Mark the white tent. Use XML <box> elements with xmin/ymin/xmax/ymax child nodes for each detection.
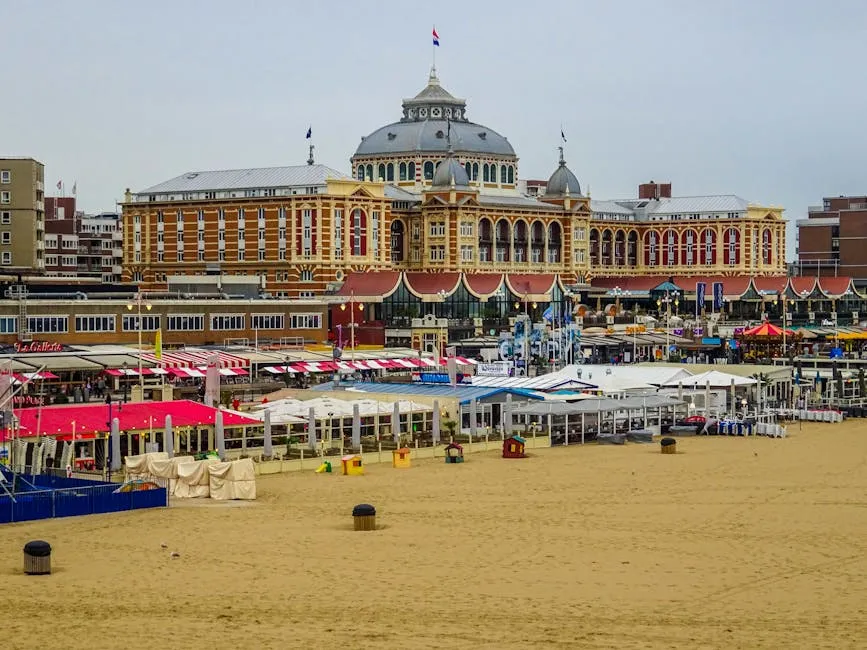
<box><xmin>662</xmin><ymin>370</ymin><xmax>757</xmax><ymax>388</ymax></box>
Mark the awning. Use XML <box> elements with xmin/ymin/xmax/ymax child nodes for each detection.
<box><xmin>11</xmin><ymin>371</ymin><xmax>60</xmax><ymax>384</ymax></box>
<box><xmin>167</xmin><ymin>368</ymin><xmax>206</xmax><ymax>379</ymax></box>
<box><xmin>104</xmin><ymin>367</ymin><xmax>169</xmax><ymax>377</ymax></box>
<box><xmin>139</xmin><ymin>350</ymin><xmax>250</xmax><ymax>369</ymax></box>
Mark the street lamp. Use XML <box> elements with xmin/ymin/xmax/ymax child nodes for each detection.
<box><xmin>121</xmin><ymin>361</ymin><xmax>129</xmax><ymax>403</ymax></box>
<box><xmin>339</xmin><ymin>291</ymin><xmax>364</xmax><ymax>361</ymax></box>
<box><xmin>656</xmin><ymin>291</ymin><xmax>679</xmax><ymax>361</ymax></box>
<box><xmin>126</xmin><ymin>292</ymin><xmax>152</xmax><ymax>401</ymax></box>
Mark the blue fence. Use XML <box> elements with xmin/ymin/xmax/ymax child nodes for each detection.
<box><xmin>0</xmin><ymin>474</ymin><xmax>167</xmax><ymax>524</ymax></box>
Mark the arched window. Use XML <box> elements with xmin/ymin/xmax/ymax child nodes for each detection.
<box><xmin>365</xmin><ymin>164</ymin><xmax>373</xmax><ymax>182</ymax></box>
<box><xmin>507</xmin><ymin>166</ymin><xmax>514</xmax><ymax>184</ymax></box>
<box><xmin>762</xmin><ymin>228</ymin><xmax>773</xmax><ymax>265</ymax></box>
<box><xmin>663</xmin><ymin>229</ymin><xmax>678</xmax><ymax>267</ymax></box>
<box><xmin>472</xmin><ymin>162</ymin><xmax>479</xmax><ymax>181</ymax></box>
<box><xmin>495</xmin><ymin>218</ymin><xmax>510</xmax><ymax>262</ymax></box>
<box><xmin>483</xmin><ymin>164</ymin><xmax>489</xmax><ymax>183</ymax></box>
<box><xmin>681</xmin><ymin>229</ymin><xmax>697</xmax><ymax>266</ymax></box>
<box><xmin>627</xmin><ymin>230</ymin><xmax>638</xmax><ymax>266</ymax></box>
<box><xmin>399</xmin><ymin>162</ymin><xmax>407</xmax><ymax>181</ymax></box>
<box><xmin>601</xmin><ymin>230</ymin><xmax>613</xmax><ymax>266</ymax></box>
<box><xmin>356</xmin><ymin>165</ymin><xmax>364</xmax><ymax>181</ymax></box>
<box><xmin>531</xmin><ymin>221</ymin><xmax>545</xmax><ymax>263</ymax></box>
<box><xmin>500</xmin><ymin>165</ymin><xmax>508</xmax><ymax>184</ymax></box>
<box><xmin>408</xmin><ymin>162</ymin><xmax>416</xmax><ymax>180</ymax></box>
<box><xmin>377</xmin><ymin>164</ymin><xmax>386</xmax><ymax>181</ymax></box>
<box><xmin>465</xmin><ymin>162</ymin><xmax>472</xmax><ymax>180</ymax></box>
<box><xmin>590</xmin><ymin>228</ymin><xmax>600</xmax><ymax>265</ymax></box>
<box><xmin>479</xmin><ymin>218</ymin><xmax>493</xmax><ymax>262</ymax></box>
<box><xmin>644</xmin><ymin>231</ymin><xmax>659</xmax><ymax>267</ymax></box>
<box><xmin>700</xmin><ymin>229</ymin><xmax>716</xmax><ymax>265</ymax></box>
<box><xmin>547</xmin><ymin>222</ymin><xmax>562</xmax><ymax>263</ymax></box>
<box><xmin>423</xmin><ymin>161</ymin><xmax>434</xmax><ymax>180</ymax></box>
<box><xmin>514</xmin><ymin>221</ymin><xmax>528</xmax><ymax>262</ymax></box>
<box><xmin>490</xmin><ymin>164</ymin><xmax>498</xmax><ymax>184</ymax></box>
<box><xmin>386</xmin><ymin>163</ymin><xmax>394</xmax><ymax>182</ymax></box>
<box><xmin>724</xmin><ymin>228</ymin><xmax>740</xmax><ymax>266</ymax></box>
<box><xmin>390</xmin><ymin>220</ymin><xmax>405</xmax><ymax>262</ymax></box>
<box><xmin>614</xmin><ymin>231</ymin><xmax>626</xmax><ymax>265</ymax></box>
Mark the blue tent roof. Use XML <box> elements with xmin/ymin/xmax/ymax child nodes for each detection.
<box><xmin>313</xmin><ymin>382</ymin><xmax>546</xmax><ymax>405</ymax></box>
<box><xmin>651</xmin><ymin>281</ymin><xmax>681</xmax><ymax>293</ymax></box>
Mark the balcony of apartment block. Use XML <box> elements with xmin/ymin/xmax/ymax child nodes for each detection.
<box><xmin>112</xmin><ymin>231</ymin><xmax>123</xmax><ymax>241</ymax></box>
<box><xmin>36</xmin><ymin>181</ymin><xmax>44</xmax><ymax>191</ymax></box>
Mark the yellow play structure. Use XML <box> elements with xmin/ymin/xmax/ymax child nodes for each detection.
<box><xmin>341</xmin><ymin>454</ymin><xmax>364</xmax><ymax>476</ymax></box>
<box><xmin>392</xmin><ymin>447</ymin><xmax>411</xmax><ymax>469</ymax></box>
<box><xmin>315</xmin><ymin>461</ymin><xmax>332</xmax><ymax>473</ymax></box>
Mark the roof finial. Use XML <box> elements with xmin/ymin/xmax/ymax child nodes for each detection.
<box><xmin>307</xmin><ymin>144</ymin><xmax>315</xmax><ymax>166</ymax></box>
<box><xmin>558</xmin><ymin>145</ymin><xmax>565</xmax><ymax>166</ymax></box>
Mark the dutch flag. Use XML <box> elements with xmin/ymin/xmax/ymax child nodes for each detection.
<box><xmin>432</xmin><ymin>27</ymin><xmax>440</xmax><ymax>46</ymax></box>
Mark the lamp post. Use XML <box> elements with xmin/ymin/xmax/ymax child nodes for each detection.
<box><xmin>121</xmin><ymin>362</ymin><xmax>128</xmax><ymax>403</ymax></box>
<box><xmin>339</xmin><ymin>291</ymin><xmax>364</xmax><ymax>362</ymax></box>
<box><xmin>437</xmin><ymin>289</ymin><xmax>447</xmax><ymax>359</ymax></box>
<box><xmin>126</xmin><ymin>292</ymin><xmax>152</xmax><ymax>401</ymax></box>
<box><xmin>656</xmin><ymin>291</ymin><xmax>679</xmax><ymax>361</ymax></box>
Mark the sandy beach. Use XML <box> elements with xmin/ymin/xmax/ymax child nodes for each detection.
<box><xmin>2</xmin><ymin>421</ymin><xmax>867</xmax><ymax>649</ymax></box>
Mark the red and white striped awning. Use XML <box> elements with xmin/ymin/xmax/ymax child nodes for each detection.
<box><xmin>104</xmin><ymin>367</ymin><xmax>169</xmax><ymax>377</ymax></box>
<box><xmin>259</xmin><ymin>356</ymin><xmax>476</xmax><ymax>375</ymax></box>
<box><xmin>11</xmin><ymin>371</ymin><xmax>60</xmax><ymax>384</ymax></box>
<box><xmin>139</xmin><ymin>350</ymin><xmax>249</xmax><ymax>369</ymax></box>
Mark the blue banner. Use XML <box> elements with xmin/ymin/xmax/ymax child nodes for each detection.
<box><xmin>696</xmin><ymin>282</ymin><xmax>706</xmax><ymax>307</ymax></box>
<box><xmin>713</xmin><ymin>282</ymin><xmax>724</xmax><ymax>311</ymax></box>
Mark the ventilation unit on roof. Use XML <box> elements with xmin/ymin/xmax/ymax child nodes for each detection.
<box><xmin>185</xmin><ymin>173</ymin><xmax>199</xmax><ymax>179</ymax></box>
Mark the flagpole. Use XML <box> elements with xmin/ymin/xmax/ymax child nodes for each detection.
<box><xmin>432</xmin><ymin>25</ymin><xmax>436</xmax><ymax>72</ymax></box>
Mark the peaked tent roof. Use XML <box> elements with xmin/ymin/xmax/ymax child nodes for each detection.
<box><xmin>662</xmin><ymin>370</ymin><xmax>757</xmax><ymax>388</ymax></box>
<box><xmin>742</xmin><ymin>322</ymin><xmax>793</xmax><ymax>337</ymax></box>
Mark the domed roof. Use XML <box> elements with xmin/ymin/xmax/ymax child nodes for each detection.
<box><xmin>544</xmin><ymin>147</ymin><xmax>582</xmax><ymax>197</ymax></box>
<box><xmin>432</xmin><ymin>152</ymin><xmax>470</xmax><ymax>188</ymax></box>
<box><xmin>353</xmin><ymin>69</ymin><xmax>516</xmax><ymax>159</ymax></box>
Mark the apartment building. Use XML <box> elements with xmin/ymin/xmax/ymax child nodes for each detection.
<box><xmin>0</xmin><ymin>157</ymin><xmax>46</xmax><ymax>272</ymax></box>
<box><xmin>45</xmin><ymin>197</ymin><xmax>124</xmax><ymax>282</ymax></box>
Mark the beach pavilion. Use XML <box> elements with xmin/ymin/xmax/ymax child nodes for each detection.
<box><xmin>10</xmin><ymin>400</ymin><xmax>263</xmax><ymax>469</ymax></box>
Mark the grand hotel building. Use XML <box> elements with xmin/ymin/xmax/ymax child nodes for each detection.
<box><xmin>122</xmin><ymin>68</ymin><xmax>792</xmax><ymax>335</ymax></box>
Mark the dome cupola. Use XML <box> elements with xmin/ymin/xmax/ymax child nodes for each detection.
<box><xmin>544</xmin><ymin>147</ymin><xmax>582</xmax><ymax>197</ymax></box>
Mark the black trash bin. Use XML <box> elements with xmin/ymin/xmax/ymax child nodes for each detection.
<box><xmin>23</xmin><ymin>540</ymin><xmax>51</xmax><ymax>575</ymax></box>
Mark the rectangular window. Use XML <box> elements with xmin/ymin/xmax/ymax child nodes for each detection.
<box><xmin>210</xmin><ymin>314</ymin><xmax>245</xmax><ymax>331</ymax></box>
<box><xmin>27</xmin><ymin>316</ymin><xmax>69</xmax><ymax>333</ymax></box>
<box><xmin>372</xmin><ymin>210</ymin><xmax>379</xmax><ymax>252</ymax></box>
<box><xmin>197</xmin><ymin>230</ymin><xmax>204</xmax><ymax>242</ymax></box>
<box><xmin>157</xmin><ymin>211</ymin><xmax>164</xmax><ymax>223</ymax></box>
<box><xmin>198</xmin><ymin>209</ymin><xmax>205</xmax><ymax>223</ymax></box>
<box><xmin>290</xmin><ymin>313</ymin><xmax>322</xmax><ymax>329</ymax></box>
<box><xmin>238</xmin><ymin>229</ymin><xmax>245</xmax><ymax>241</ymax></box>
<box><xmin>429</xmin><ymin>222</ymin><xmax>446</xmax><ymax>237</ymax></box>
<box><xmin>460</xmin><ymin>245</ymin><xmax>473</xmax><ymax>262</ymax></box>
<box><xmin>218</xmin><ymin>250</ymin><xmax>226</xmax><ymax>262</ymax></box>
<box><xmin>0</xmin><ymin>170</ymin><xmax>10</xmax><ymax>183</ymax></box>
<box><xmin>334</xmin><ymin>209</ymin><xmax>343</xmax><ymax>258</ymax></box>
<box><xmin>258</xmin><ymin>250</ymin><xmax>266</xmax><ymax>261</ymax></box>
<box><xmin>198</xmin><ymin>251</ymin><xmax>205</xmax><ymax>261</ymax></box>
<box><xmin>176</xmin><ymin>210</ymin><xmax>183</xmax><ymax>224</ymax></box>
<box><xmin>177</xmin><ymin>251</ymin><xmax>184</xmax><ymax>262</ymax></box>
<box><xmin>1</xmin><ymin>191</ymin><xmax>10</xmax><ymax>204</ymax></box>
<box><xmin>237</xmin><ymin>249</ymin><xmax>245</xmax><ymax>261</ymax></box>
<box><xmin>122</xmin><ymin>314</ymin><xmax>161</xmax><ymax>332</ymax></box>
<box><xmin>302</xmin><ymin>209</ymin><xmax>312</xmax><ymax>255</ymax></box>
<box><xmin>167</xmin><ymin>314</ymin><xmax>204</xmax><ymax>331</ymax></box>
<box><xmin>574</xmin><ymin>249</ymin><xmax>585</xmax><ymax>264</ymax></box>
<box><xmin>429</xmin><ymin>245</ymin><xmax>445</xmax><ymax>261</ymax></box>
<box><xmin>258</xmin><ymin>228</ymin><xmax>265</xmax><ymax>241</ymax></box>
<box><xmin>75</xmin><ymin>315</ymin><xmax>117</xmax><ymax>333</ymax></box>
<box><xmin>1</xmin><ymin>232</ymin><xmax>10</xmax><ymax>244</ymax></box>
<box><xmin>0</xmin><ymin>316</ymin><xmax>17</xmax><ymax>333</ymax></box>
<box><xmin>252</xmin><ymin>314</ymin><xmax>285</xmax><ymax>330</ymax></box>
<box><xmin>45</xmin><ymin>255</ymin><xmax>58</xmax><ymax>266</ymax></box>
<box><xmin>1</xmin><ymin>252</ymin><xmax>10</xmax><ymax>265</ymax></box>
<box><xmin>459</xmin><ymin>221</ymin><xmax>474</xmax><ymax>237</ymax></box>
<box><xmin>278</xmin><ymin>249</ymin><xmax>286</xmax><ymax>261</ymax></box>
<box><xmin>0</xmin><ymin>211</ymin><xmax>10</xmax><ymax>224</ymax></box>
<box><xmin>300</xmin><ymin>269</ymin><xmax>313</xmax><ymax>282</ymax></box>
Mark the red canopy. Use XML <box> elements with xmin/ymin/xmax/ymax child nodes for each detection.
<box><xmin>11</xmin><ymin>400</ymin><xmax>261</xmax><ymax>441</ymax></box>
<box><xmin>742</xmin><ymin>322</ymin><xmax>794</xmax><ymax>337</ymax></box>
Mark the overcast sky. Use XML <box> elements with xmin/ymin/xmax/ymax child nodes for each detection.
<box><xmin>5</xmin><ymin>0</ymin><xmax>867</xmax><ymax>259</ymax></box>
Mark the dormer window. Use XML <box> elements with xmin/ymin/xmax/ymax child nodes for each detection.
<box><xmin>431</xmin><ymin>107</ymin><xmax>442</xmax><ymax>117</ymax></box>
<box><xmin>478</xmin><ymin>132</ymin><xmax>487</xmax><ymax>140</ymax></box>
<box><xmin>435</xmin><ymin>130</ymin><xmax>444</xmax><ymax>139</ymax></box>
<box><xmin>387</xmin><ymin>132</ymin><xmax>397</xmax><ymax>140</ymax></box>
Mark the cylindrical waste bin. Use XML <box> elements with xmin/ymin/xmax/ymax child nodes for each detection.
<box><xmin>660</xmin><ymin>437</ymin><xmax>677</xmax><ymax>455</ymax></box>
<box><xmin>352</xmin><ymin>504</ymin><xmax>376</xmax><ymax>531</ymax></box>
<box><xmin>23</xmin><ymin>540</ymin><xmax>52</xmax><ymax>575</ymax></box>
